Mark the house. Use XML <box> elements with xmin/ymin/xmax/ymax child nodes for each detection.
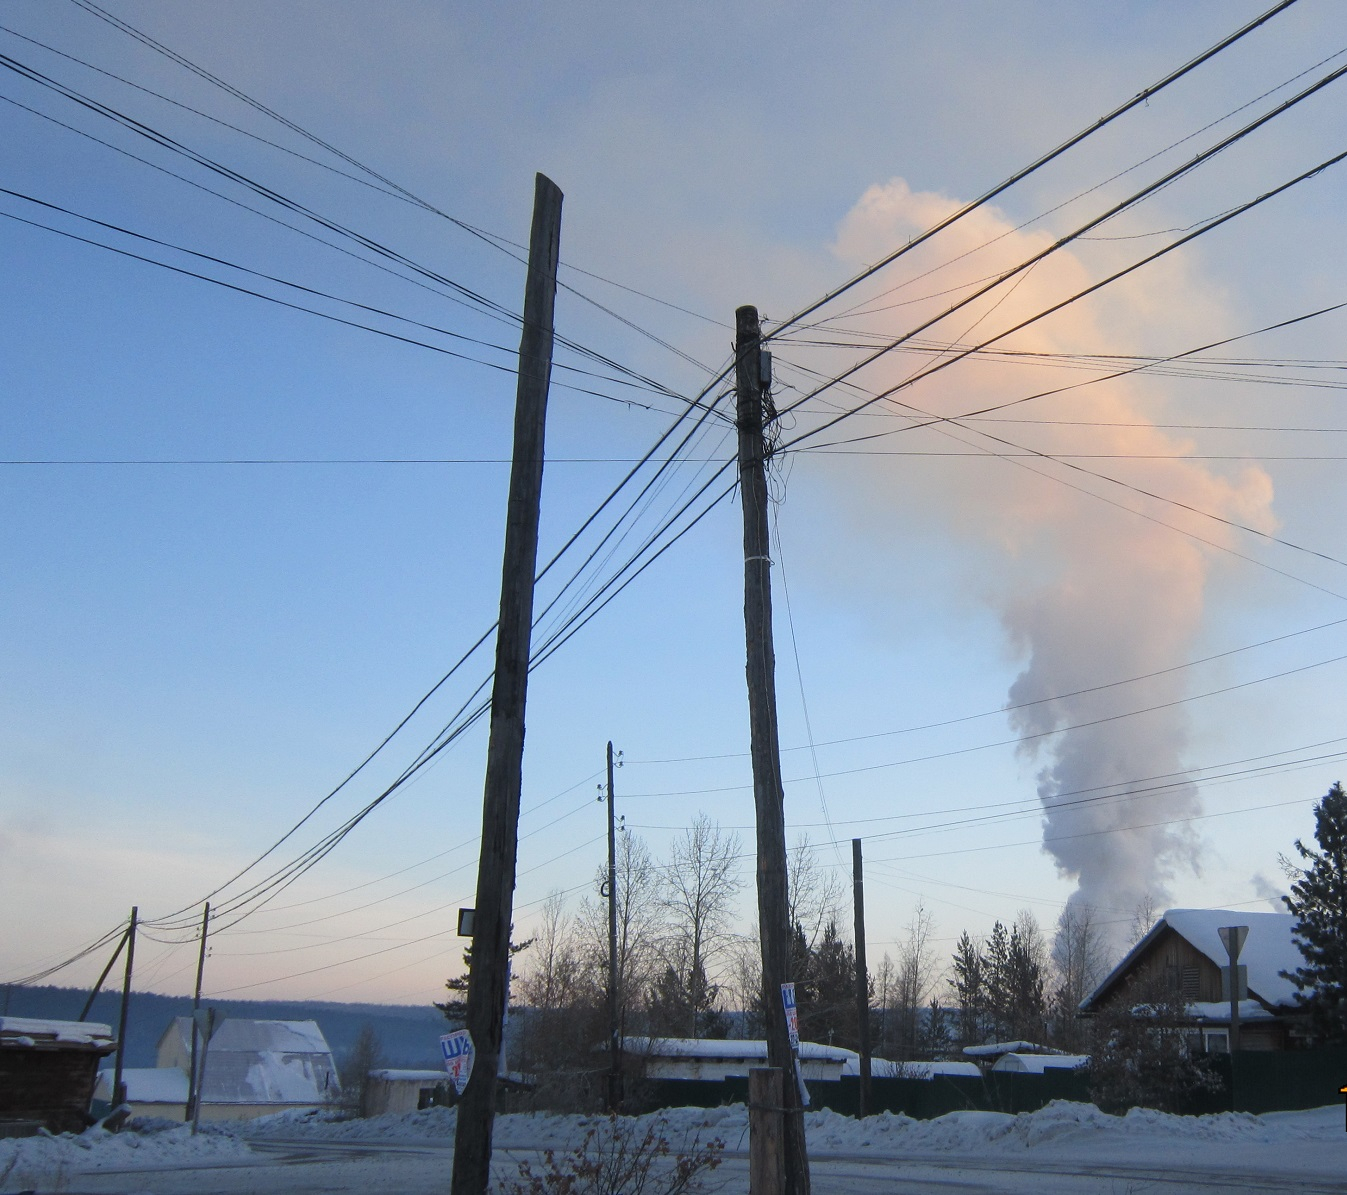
<box><xmin>617</xmin><ymin>1037</ymin><xmax>851</xmax><ymax>1082</ymax></box>
<box><xmin>1079</xmin><ymin>909</ymin><xmax>1306</xmax><ymax>1050</ymax></box>
<box><xmin>0</xmin><ymin>1016</ymin><xmax>117</xmax><ymax>1134</ymax></box>
<box><xmin>143</xmin><ymin>1017</ymin><xmax>340</xmax><ymax>1120</ymax></box>
<box><xmin>360</xmin><ymin>1068</ymin><xmax>451</xmax><ymax>1117</ymax></box>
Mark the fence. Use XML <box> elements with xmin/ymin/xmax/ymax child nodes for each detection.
<box><xmin>635</xmin><ymin>1048</ymin><xmax>1347</xmax><ymax>1119</ymax></box>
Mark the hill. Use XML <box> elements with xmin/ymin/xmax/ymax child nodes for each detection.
<box><xmin>2</xmin><ymin>985</ymin><xmax>455</xmax><ymax>1072</ymax></box>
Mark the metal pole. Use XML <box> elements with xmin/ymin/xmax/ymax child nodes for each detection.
<box><xmin>111</xmin><ymin>906</ymin><xmax>137</xmax><ymax>1109</ymax></box>
<box><xmin>451</xmin><ymin>173</ymin><xmax>562</xmax><ymax>1195</ymax></box>
<box><xmin>736</xmin><ymin>303</ymin><xmax>811</xmax><ymax>1195</ymax></box>
<box><xmin>606</xmin><ymin>740</ymin><xmax>621</xmax><ymax>1111</ymax></box>
<box><xmin>852</xmin><ymin>838</ymin><xmax>872</xmax><ymax>1118</ymax></box>
<box><xmin>185</xmin><ymin>902</ymin><xmax>210</xmax><ymax>1122</ymax></box>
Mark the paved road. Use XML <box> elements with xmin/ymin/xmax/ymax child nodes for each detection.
<box><xmin>47</xmin><ymin>1135</ymin><xmax>1347</xmax><ymax>1195</ymax></box>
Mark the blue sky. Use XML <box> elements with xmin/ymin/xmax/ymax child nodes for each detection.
<box><xmin>4</xmin><ymin>0</ymin><xmax>1347</xmax><ymax>1004</ymax></box>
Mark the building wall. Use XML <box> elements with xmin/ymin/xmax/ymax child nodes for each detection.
<box><xmin>0</xmin><ymin>1045</ymin><xmax>108</xmax><ymax>1134</ymax></box>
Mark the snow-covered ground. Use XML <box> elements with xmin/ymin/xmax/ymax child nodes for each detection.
<box><xmin>3</xmin><ymin>1100</ymin><xmax>1345</xmax><ymax>1193</ymax></box>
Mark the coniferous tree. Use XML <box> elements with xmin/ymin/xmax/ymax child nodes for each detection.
<box><xmin>1282</xmin><ymin>781</ymin><xmax>1347</xmax><ymax>1044</ymax></box>
<box><xmin>950</xmin><ymin>932</ymin><xmax>985</xmax><ymax>1047</ymax></box>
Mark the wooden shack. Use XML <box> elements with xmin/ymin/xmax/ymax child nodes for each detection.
<box><xmin>0</xmin><ymin>1016</ymin><xmax>117</xmax><ymax>1134</ymax></box>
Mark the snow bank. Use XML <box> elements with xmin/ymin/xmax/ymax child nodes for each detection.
<box><xmin>0</xmin><ymin>1120</ymin><xmax>256</xmax><ymax>1188</ymax></box>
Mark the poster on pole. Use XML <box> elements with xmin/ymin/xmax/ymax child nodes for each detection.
<box><xmin>781</xmin><ymin>982</ymin><xmax>800</xmax><ymax>1049</ymax></box>
<box><xmin>440</xmin><ymin>1029</ymin><xmax>475</xmax><ymax>1096</ymax></box>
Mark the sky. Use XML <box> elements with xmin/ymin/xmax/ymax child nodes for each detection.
<box><xmin>4</xmin><ymin>0</ymin><xmax>1347</xmax><ymax>1007</ymax></box>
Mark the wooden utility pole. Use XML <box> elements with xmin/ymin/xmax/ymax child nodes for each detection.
<box><xmin>736</xmin><ymin>303</ymin><xmax>811</xmax><ymax>1195</ymax></box>
<box><xmin>605</xmin><ymin>740</ymin><xmax>621</xmax><ymax>1111</ymax></box>
<box><xmin>450</xmin><ymin>172</ymin><xmax>563</xmax><ymax>1195</ymax></box>
<box><xmin>78</xmin><ymin>929</ymin><xmax>128</xmax><ymax>1022</ymax></box>
<box><xmin>111</xmin><ymin>906</ymin><xmax>137</xmax><ymax>1108</ymax></box>
<box><xmin>852</xmin><ymin>838</ymin><xmax>872</xmax><ymax>1118</ymax></box>
<box><xmin>185</xmin><ymin>902</ymin><xmax>210</xmax><ymax>1123</ymax></box>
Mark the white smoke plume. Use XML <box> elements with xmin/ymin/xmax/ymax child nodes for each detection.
<box><xmin>817</xmin><ymin>180</ymin><xmax>1275</xmax><ymax>941</ymax></box>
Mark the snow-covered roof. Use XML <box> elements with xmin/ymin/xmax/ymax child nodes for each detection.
<box><xmin>369</xmin><ymin>1069</ymin><xmax>450</xmax><ymax>1083</ymax></box>
<box><xmin>1082</xmin><ymin>909</ymin><xmax>1302</xmax><ymax>1012</ymax></box>
<box><xmin>618</xmin><ymin>1036</ymin><xmax>851</xmax><ymax>1062</ymax></box>
<box><xmin>164</xmin><ymin>1017</ymin><xmax>332</xmax><ymax>1056</ymax></box>
<box><xmin>0</xmin><ymin>1016</ymin><xmax>114</xmax><ymax>1047</ymax></box>
<box><xmin>962</xmin><ymin>1041</ymin><xmax>1058</xmax><ymax>1058</ymax></box>
<box><xmin>991</xmin><ymin>1053</ymin><xmax>1089</xmax><ymax>1074</ymax></box>
<box><xmin>1185</xmin><ymin>1000</ymin><xmax>1276</xmax><ymax>1023</ymax></box>
<box><xmin>94</xmin><ymin>1067</ymin><xmax>189</xmax><ymax>1104</ymax></box>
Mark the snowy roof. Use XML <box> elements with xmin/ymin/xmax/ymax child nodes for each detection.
<box><xmin>618</xmin><ymin>1036</ymin><xmax>851</xmax><ymax>1063</ymax></box>
<box><xmin>163</xmin><ymin>1017</ymin><xmax>338</xmax><ymax>1105</ymax></box>
<box><xmin>962</xmin><ymin>1041</ymin><xmax>1059</xmax><ymax>1057</ymax></box>
<box><xmin>991</xmin><ymin>1053</ymin><xmax>1090</xmax><ymax>1074</ymax></box>
<box><xmin>0</xmin><ymin>1016</ymin><xmax>114</xmax><ymax>1048</ymax></box>
<box><xmin>1081</xmin><ymin>909</ymin><xmax>1302</xmax><ymax>1012</ymax></box>
<box><xmin>369</xmin><ymin>1070</ymin><xmax>450</xmax><ymax>1083</ymax></box>
<box><xmin>94</xmin><ymin>1067</ymin><xmax>189</xmax><ymax>1104</ymax></box>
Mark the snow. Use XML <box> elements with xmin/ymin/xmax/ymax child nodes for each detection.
<box><xmin>991</xmin><ymin>1053</ymin><xmax>1090</xmax><ymax>1074</ymax></box>
<box><xmin>368</xmin><ymin>1069</ymin><xmax>449</xmax><ymax>1082</ymax></box>
<box><xmin>963</xmin><ymin>1040</ymin><xmax>1058</xmax><ymax>1057</ymax></box>
<box><xmin>1186</xmin><ymin>999</ymin><xmax>1275</xmax><ymax>1022</ymax></box>
<box><xmin>838</xmin><ymin>1055</ymin><xmax>980</xmax><ymax>1077</ymax></box>
<box><xmin>0</xmin><ymin>1016</ymin><xmax>113</xmax><ymax>1044</ymax></box>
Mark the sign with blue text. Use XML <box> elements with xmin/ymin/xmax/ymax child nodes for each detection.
<box><xmin>781</xmin><ymin>982</ymin><xmax>800</xmax><ymax>1050</ymax></box>
<box><xmin>440</xmin><ymin>1029</ymin><xmax>475</xmax><ymax>1095</ymax></box>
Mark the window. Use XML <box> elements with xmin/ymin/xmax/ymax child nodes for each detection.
<box><xmin>1204</xmin><ymin>1031</ymin><xmax>1229</xmax><ymax>1053</ymax></box>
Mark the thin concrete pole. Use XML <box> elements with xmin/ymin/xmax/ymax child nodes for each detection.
<box><xmin>111</xmin><ymin>906</ymin><xmax>137</xmax><ymax>1109</ymax></box>
<box><xmin>606</xmin><ymin>740</ymin><xmax>621</xmax><ymax>1111</ymax></box>
<box><xmin>450</xmin><ymin>172</ymin><xmax>562</xmax><ymax>1195</ymax></box>
<box><xmin>736</xmin><ymin>303</ymin><xmax>810</xmax><ymax>1195</ymax></box>
<box><xmin>185</xmin><ymin>902</ymin><xmax>210</xmax><ymax>1122</ymax></box>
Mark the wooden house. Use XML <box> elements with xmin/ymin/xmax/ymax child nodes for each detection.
<box><xmin>1079</xmin><ymin>909</ymin><xmax>1306</xmax><ymax>1051</ymax></box>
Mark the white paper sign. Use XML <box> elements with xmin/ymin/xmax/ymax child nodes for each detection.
<box><xmin>781</xmin><ymin>982</ymin><xmax>800</xmax><ymax>1049</ymax></box>
<box><xmin>440</xmin><ymin>1029</ymin><xmax>475</xmax><ymax>1095</ymax></box>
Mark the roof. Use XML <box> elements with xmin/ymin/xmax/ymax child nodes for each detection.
<box><xmin>1081</xmin><ymin>909</ymin><xmax>1302</xmax><ymax>1012</ymax></box>
<box><xmin>991</xmin><ymin>1053</ymin><xmax>1090</xmax><ymax>1074</ymax></box>
<box><xmin>369</xmin><ymin>1069</ymin><xmax>451</xmax><ymax>1083</ymax></box>
<box><xmin>962</xmin><ymin>1040</ymin><xmax>1059</xmax><ymax>1057</ymax></box>
<box><xmin>0</xmin><ymin>1016</ymin><xmax>115</xmax><ymax>1049</ymax></box>
<box><xmin>618</xmin><ymin>1036</ymin><xmax>852</xmax><ymax>1063</ymax></box>
<box><xmin>163</xmin><ymin>1017</ymin><xmax>333</xmax><ymax>1056</ymax></box>
<box><xmin>94</xmin><ymin>1067</ymin><xmax>189</xmax><ymax>1104</ymax></box>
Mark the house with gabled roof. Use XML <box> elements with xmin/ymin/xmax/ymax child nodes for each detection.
<box><xmin>1079</xmin><ymin>909</ymin><xmax>1307</xmax><ymax>1051</ymax></box>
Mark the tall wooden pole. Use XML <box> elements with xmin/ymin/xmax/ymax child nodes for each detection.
<box><xmin>852</xmin><ymin>838</ymin><xmax>872</xmax><ymax>1118</ymax></box>
<box><xmin>736</xmin><ymin>304</ymin><xmax>811</xmax><ymax>1195</ymax></box>
<box><xmin>451</xmin><ymin>172</ymin><xmax>562</xmax><ymax>1195</ymax></box>
<box><xmin>185</xmin><ymin>902</ymin><xmax>210</xmax><ymax>1123</ymax></box>
<box><xmin>605</xmin><ymin>740</ymin><xmax>621</xmax><ymax>1111</ymax></box>
<box><xmin>111</xmin><ymin>906</ymin><xmax>137</xmax><ymax>1108</ymax></box>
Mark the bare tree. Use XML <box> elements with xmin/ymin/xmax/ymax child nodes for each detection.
<box><xmin>1129</xmin><ymin>894</ymin><xmax>1159</xmax><ymax>947</ymax></box>
<box><xmin>787</xmin><ymin>834</ymin><xmax>846</xmax><ymax>952</ymax></box>
<box><xmin>339</xmin><ymin>1022</ymin><xmax>384</xmax><ymax>1117</ymax></box>
<box><xmin>892</xmin><ymin>903</ymin><xmax>937</xmax><ymax>1059</ymax></box>
<box><xmin>1049</xmin><ymin>904</ymin><xmax>1111</xmax><ymax>1051</ymax></box>
<box><xmin>872</xmin><ymin>952</ymin><xmax>897</xmax><ymax>1056</ymax></box>
<box><xmin>516</xmin><ymin>891</ymin><xmax>599</xmax><ymax>1073</ymax></box>
<box><xmin>651</xmin><ymin>814</ymin><xmax>743</xmax><ymax>1038</ymax></box>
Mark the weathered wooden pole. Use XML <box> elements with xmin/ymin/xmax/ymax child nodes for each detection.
<box><xmin>605</xmin><ymin>739</ymin><xmax>622</xmax><ymax>1111</ymax></box>
<box><xmin>185</xmin><ymin>902</ymin><xmax>210</xmax><ymax>1122</ymax></box>
<box><xmin>450</xmin><ymin>172</ymin><xmax>562</xmax><ymax>1195</ymax></box>
<box><xmin>736</xmin><ymin>303</ymin><xmax>811</xmax><ymax>1195</ymax></box>
<box><xmin>111</xmin><ymin>906</ymin><xmax>137</xmax><ymax>1109</ymax></box>
<box><xmin>852</xmin><ymin>838</ymin><xmax>872</xmax><ymax>1118</ymax></box>
<box><xmin>749</xmin><ymin>1066</ymin><xmax>785</xmax><ymax>1195</ymax></box>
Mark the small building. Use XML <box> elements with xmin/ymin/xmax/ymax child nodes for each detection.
<box><xmin>361</xmin><ymin>1068</ymin><xmax>451</xmax><ymax>1117</ymax></box>
<box><xmin>991</xmin><ymin>1053</ymin><xmax>1089</xmax><ymax>1074</ymax></box>
<box><xmin>92</xmin><ymin>1066</ymin><xmax>189</xmax><ymax>1120</ymax></box>
<box><xmin>0</xmin><ymin>1016</ymin><xmax>116</xmax><ymax>1134</ymax></box>
<box><xmin>146</xmin><ymin>1017</ymin><xmax>340</xmax><ymax>1121</ymax></box>
<box><xmin>1079</xmin><ymin>908</ymin><xmax>1305</xmax><ymax>1050</ymax></box>
<box><xmin>618</xmin><ymin>1037</ymin><xmax>851</xmax><ymax>1082</ymax></box>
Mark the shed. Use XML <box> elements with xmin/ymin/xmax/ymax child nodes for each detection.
<box><xmin>151</xmin><ymin>1017</ymin><xmax>339</xmax><ymax>1120</ymax></box>
<box><xmin>361</xmin><ymin>1069</ymin><xmax>450</xmax><ymax>1117</ymax></box>
<box><xmin>618</xmin><ymin>1037</ymin><xmax>850</xmax><ymax>1082</ymax></box>
<box><xmin>92</xmin><ymin>1066</ymin><xmax>189</xmax><ymax>1120</ymax></box>
<box><xmin>1080</xmin><ymin>909</ymin><xmax>1305</xmax><ymax>1050</ymax></box>
<box><xmin>0</xmin><ymin>1016</ymin><xmax>116</xmax><ymax>1134</ymax></box>
<box><xmin>991</xmin><ymin>1053</ymin><xmax>1090</xmax><ymax>1074</ymax></box>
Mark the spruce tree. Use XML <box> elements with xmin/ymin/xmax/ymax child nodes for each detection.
<box><xmin>1282</xmin><ymin>781</ymin><xmax>1347</xmax><ymax>1044</ymax></box>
